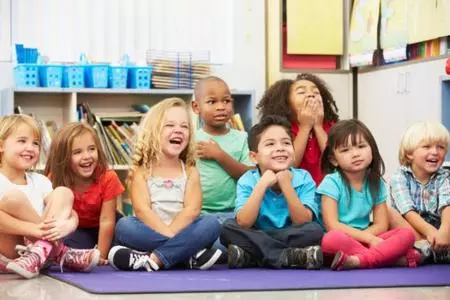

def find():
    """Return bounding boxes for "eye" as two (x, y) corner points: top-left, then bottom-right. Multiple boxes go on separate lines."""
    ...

(206, 99), (215, 105)
(72, 149), (81, 155)
(283, 141), (292, 146)
(33, 141), (40, 147)
(165, 123), (174, 128)
(422, 144), (430, 149)
(181, 124), (189, 129)
(88, 146), (96, 152)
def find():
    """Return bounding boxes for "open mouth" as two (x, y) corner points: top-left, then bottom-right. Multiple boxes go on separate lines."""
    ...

(20, 154), (34, 161)
(273, 155), (288, 162)
(79, 161), (95, 171)
(169, 137), (183, 145)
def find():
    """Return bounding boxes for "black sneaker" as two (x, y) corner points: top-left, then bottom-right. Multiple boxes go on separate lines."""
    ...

(228, 244), (257, 269)
(284, 245), (323, 269)
(189, 248), (222, 270)
(108, 246), (159, 271)
(433, 248), (450, 264)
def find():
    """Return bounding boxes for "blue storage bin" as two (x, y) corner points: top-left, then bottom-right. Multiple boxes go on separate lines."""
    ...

(14, 64), (39, 87)
(39, 65), (63, 88)
(109, 66), (128, 89)
(128, 66), (152, 89)
(63, 65), (85, 88)
(85, 64), (109, 88)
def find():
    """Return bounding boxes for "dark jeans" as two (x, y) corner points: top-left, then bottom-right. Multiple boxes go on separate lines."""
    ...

(420, 211), (441, 229)
(64, 212), (123, 249)
(220, 219), (323, 268)
(115, 215), (221, 269)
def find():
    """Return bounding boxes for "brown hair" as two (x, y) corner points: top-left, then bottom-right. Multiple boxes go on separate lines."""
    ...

(44, 122), (108, 188)
(257, 73), (339, 122)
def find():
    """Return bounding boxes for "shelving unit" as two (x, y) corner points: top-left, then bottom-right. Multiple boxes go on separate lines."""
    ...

(4, 87), (255, 171)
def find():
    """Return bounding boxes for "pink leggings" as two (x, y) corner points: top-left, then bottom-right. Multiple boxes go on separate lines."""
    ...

(321, 228), (417, 268)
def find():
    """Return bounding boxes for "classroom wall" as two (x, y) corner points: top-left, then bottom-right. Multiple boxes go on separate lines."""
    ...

(266, 0), (353, 120)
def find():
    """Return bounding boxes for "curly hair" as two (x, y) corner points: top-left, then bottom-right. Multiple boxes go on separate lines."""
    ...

(128, 98), (196, 184)
(257, 73), (339, 123)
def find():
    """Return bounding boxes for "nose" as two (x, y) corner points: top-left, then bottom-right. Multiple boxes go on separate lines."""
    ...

(430, 146), (438, 154)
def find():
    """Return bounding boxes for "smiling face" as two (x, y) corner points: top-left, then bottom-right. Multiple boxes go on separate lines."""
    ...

(408, 140), (447, 182)
(331, 133), (373, 176)
(70, 132), (99, 180)
(0, 123), (40, 171)
(250, 125), (294, 173)
(160, 106), (190, 159)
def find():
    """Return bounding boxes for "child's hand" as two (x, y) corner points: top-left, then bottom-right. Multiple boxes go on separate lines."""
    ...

(433, 228), (450, 252)
(99, 257), (109, 265)
(276, 170), (292, 189)
(313, 98), (324, 127)
(196, 140), (223, 160)
(260, 170), (277, 188)
(369, 236), (383, 248)
(42, 218), (74, 241)
(297, 99), (315, 129)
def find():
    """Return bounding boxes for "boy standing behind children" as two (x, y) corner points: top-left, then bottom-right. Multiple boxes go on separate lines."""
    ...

(390, 121), (450, 263)
(192, 76), (253, 223)
(220, 115), (323, 269)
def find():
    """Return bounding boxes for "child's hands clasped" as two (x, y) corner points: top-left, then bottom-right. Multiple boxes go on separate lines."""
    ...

(275, 170), (292, 189)
(429, 228), (450, 252)
(260, 170), (277, 188)
(196, 139), (223, 160)
(41, 217), (75, 241)
(297, 96), (324, 129)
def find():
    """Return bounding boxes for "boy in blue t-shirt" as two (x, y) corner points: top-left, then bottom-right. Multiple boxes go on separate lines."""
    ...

(220, 115), (323, 269)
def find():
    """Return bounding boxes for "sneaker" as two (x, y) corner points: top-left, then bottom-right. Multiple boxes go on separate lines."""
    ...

(55, 247), (100, 272)
(0, 253), (12, 274)
(414, 240), (432, 263)
(228, 244), (257, 269)
(284, 245), (323, 270)
(188, 248), (222, 270)
(433, 249), (450, 264)
(108, 245), (159, 272)
(330, 251), (348, 271)
(6, 240), (52, 279)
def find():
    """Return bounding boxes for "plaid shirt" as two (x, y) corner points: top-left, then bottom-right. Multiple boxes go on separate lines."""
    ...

(389, 166), (450, 218)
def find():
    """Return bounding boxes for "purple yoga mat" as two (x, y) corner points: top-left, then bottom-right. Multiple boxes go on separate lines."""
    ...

(45, 264), (450, 294)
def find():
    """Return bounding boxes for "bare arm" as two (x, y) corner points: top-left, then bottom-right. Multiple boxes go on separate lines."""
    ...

(131, 167), (174, 237)
(97, 198), (116, 260)
(278, 171), (312, 224)
(293, 128), (311, 168)
(404, 210), (438, 240)
(215, 151), (252, 179)
(322, 195), (377, 245)
(363, 202), (389, 236)
(313, 124), (328, 153)
(169, 167), (202, 235)
(0, 210), (43, 238)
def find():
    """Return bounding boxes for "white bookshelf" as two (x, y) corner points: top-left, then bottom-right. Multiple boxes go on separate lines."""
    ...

(3, 87), (255, 172)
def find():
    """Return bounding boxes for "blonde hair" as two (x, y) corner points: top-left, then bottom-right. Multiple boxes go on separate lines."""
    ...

(0, 114), (41, 165)
(44, 122), (108, 189)
(128, 97), (195, 183)
(399, 121), (450, 166)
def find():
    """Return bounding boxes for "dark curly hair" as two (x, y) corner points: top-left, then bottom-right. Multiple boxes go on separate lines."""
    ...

(257, 73), (339, 123)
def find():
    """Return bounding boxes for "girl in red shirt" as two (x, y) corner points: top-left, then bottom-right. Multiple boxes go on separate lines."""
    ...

(45, 123), (124, 264)
(257, 73), (339, 185)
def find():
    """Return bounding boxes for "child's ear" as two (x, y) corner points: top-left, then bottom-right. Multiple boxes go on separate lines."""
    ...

(191, 100), (200, 115)
(329, 155), (338, 167)
(249, 151), (258, 164)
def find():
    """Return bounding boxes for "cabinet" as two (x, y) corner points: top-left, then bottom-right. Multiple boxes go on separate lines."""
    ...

(358, 59), (447, 178)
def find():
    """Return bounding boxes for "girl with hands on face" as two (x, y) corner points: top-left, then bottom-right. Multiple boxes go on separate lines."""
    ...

(258, 73), (339, 185)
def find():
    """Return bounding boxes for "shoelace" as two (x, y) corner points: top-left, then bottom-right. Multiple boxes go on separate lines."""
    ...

(14, 245), (42, 271)
(129, 252), (150, 270)
(17, 244), (66, 272)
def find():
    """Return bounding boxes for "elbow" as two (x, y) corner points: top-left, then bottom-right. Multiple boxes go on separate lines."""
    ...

(324, 220), (339, 232)
(189, 206), (201, 219)
(236, 214), (253, 229)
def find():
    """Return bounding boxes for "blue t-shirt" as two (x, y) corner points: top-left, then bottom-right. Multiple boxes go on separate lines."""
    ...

(316, 172), (387, 230)
(235, 167), (319, 231)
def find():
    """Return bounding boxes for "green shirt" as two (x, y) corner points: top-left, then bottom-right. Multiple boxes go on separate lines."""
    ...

(196, 128), (253, 213)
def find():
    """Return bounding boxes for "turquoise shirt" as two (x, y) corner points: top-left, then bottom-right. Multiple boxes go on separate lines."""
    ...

(316, 172), (387, 230)
(196, 128), (253, 213)
(235, 168), (319, 231)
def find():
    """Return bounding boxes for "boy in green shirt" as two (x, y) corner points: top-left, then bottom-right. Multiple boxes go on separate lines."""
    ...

(192, 76), (253, 254)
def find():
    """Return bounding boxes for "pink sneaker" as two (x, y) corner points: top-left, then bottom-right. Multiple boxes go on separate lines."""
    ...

(330, 251), (348, 271)
(6, 240), (53, 279)
(51, 242), (100, 272)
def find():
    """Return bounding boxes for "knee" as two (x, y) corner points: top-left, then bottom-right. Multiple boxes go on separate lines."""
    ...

(321, 230), (346, 249)
(52, 186), (74, 206)
(304, 222), (325, 238)
(199, 215), (221, 235)
(396, 228), (415, 246)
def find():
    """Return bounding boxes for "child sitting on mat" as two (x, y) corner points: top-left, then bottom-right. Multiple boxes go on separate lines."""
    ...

(389, 121), (450, 264)
(220, 115), (324, 269)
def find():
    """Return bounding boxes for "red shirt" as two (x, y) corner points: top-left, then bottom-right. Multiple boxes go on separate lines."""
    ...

(73, 170), (125, 228)
(291, 121), (334, 185)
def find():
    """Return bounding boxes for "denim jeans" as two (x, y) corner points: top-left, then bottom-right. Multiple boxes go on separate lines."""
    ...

(115, 215), (220, 268)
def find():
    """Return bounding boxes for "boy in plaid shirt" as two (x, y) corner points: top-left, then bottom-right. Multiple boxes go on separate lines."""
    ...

(390, 121), (450, 263)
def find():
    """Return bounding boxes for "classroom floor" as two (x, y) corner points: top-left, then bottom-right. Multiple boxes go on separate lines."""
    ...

(0, 273), (449, 300)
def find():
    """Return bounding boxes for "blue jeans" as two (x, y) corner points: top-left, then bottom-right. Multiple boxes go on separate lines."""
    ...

(115, 215), (220, 269)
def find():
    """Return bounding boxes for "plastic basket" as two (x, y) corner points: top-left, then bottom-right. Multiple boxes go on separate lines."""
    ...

(14, 64), (39, 87)
(85, 64), (109, 88)
(128, 66), (152, 89)
(63, 65), (85, 88)
(109, 66), (128, 89)
(39, 65), (63, 88)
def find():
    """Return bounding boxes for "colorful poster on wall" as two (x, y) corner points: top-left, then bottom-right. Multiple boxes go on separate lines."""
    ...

(349, 0), (380, 53)
(380, 0), (407, 49)
(349, 0), (380, 66)
(286, 0), (344, 55)
(408, 0), (449, 44)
